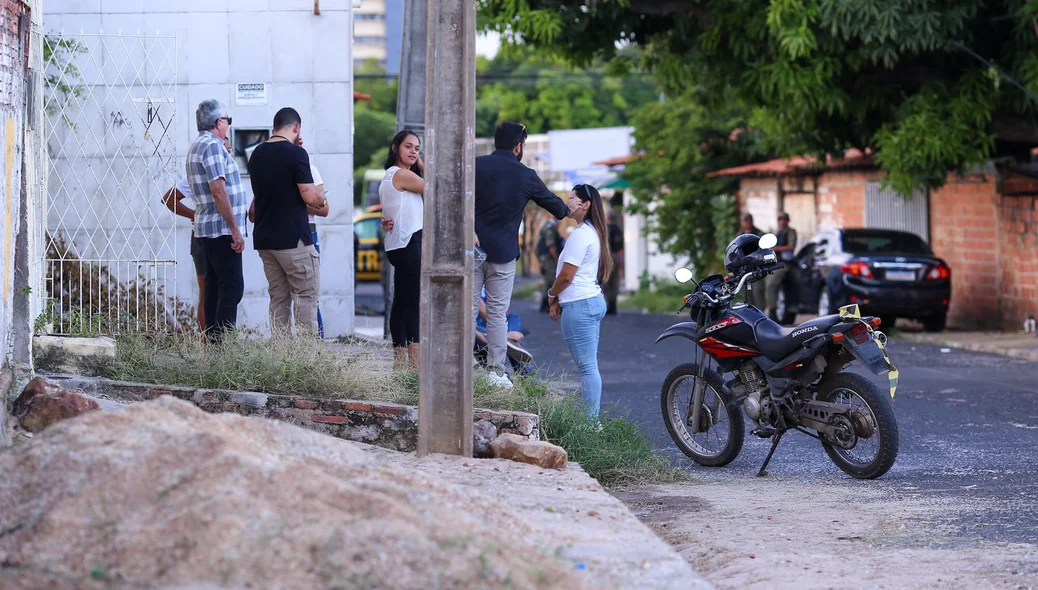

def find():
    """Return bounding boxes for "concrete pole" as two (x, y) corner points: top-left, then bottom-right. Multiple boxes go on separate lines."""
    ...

(417, 0), (475, 456)
(386, 0), (429, 339)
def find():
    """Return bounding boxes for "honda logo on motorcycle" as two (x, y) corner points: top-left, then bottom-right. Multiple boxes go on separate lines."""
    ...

(791, 326), (818, 338)
(705, 316), (743, 334)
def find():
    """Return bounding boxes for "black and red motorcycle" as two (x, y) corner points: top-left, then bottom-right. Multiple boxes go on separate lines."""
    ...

(657, 233), (900, 479)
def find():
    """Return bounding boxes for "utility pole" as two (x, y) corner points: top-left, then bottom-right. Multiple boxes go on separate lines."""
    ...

(386, 0), (429, 338)
(417, 0), (475, 456)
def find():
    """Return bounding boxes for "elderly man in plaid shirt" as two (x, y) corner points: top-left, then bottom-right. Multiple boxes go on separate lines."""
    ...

(187, 99), (248, 341)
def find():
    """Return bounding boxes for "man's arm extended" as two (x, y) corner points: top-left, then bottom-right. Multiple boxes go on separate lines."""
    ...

(524, 170), (570, 220)
(161, 187), (195, 221)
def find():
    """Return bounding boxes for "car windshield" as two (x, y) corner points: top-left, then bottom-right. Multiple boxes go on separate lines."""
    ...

(841, 231), (931, 255)
(354, 218), (380, 240)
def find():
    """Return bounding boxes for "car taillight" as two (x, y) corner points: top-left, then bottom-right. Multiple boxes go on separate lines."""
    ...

(926, 264), (951, 280)
(840, 261), (873, 278)
(848, 323), (871, 344)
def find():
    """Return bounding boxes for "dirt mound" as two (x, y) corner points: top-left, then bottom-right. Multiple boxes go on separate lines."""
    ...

(0, 396), (583, 590)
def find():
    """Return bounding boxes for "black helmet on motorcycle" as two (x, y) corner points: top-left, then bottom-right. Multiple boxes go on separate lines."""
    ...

(724, 234), (761, 274)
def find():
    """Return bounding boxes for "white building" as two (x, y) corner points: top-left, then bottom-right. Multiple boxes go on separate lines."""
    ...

(44, 0), (356, 336)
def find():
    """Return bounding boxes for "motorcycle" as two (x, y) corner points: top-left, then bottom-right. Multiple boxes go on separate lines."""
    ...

(656, 233), (900, 479)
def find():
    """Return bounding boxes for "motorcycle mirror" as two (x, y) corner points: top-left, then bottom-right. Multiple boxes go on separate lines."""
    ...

(759, 233), (778, 249)
(674, 267), (695, 284)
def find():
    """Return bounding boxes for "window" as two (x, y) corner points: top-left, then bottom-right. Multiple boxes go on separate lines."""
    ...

(841, 230), (932, 255)
(232, 128), (271, 177)
(354, 217), (381, 240)
(354, 36), (385, 44)
(355, 13), (385, 20)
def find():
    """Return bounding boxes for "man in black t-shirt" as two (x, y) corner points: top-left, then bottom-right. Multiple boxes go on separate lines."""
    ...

(247, 107), (327, 337)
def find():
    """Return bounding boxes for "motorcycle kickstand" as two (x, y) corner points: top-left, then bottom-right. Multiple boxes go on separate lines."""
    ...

(756, 430), (786, 477)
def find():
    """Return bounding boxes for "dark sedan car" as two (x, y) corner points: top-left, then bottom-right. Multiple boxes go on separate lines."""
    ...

(773, 228), (952, 332)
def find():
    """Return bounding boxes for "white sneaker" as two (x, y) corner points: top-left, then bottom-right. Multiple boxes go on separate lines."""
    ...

(486, 372), (513, 390)
(506, 340), (533, 364)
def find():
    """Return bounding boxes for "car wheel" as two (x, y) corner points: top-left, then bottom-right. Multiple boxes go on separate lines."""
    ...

(818, 288), (834, 316)
(775, 289), (796, 325)
(922, 314), (947, 333)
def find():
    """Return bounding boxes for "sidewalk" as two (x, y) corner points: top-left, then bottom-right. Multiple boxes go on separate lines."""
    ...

(900, 330), (1038, 362)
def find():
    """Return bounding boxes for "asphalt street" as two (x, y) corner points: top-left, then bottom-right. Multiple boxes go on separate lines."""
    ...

(510, 295), (1038, 546)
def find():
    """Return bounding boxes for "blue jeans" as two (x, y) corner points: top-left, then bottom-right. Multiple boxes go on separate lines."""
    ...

(560, 294), (607, 418)
(311, 230), (324, 339)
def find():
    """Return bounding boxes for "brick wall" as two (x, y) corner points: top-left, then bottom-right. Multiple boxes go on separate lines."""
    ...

(737, 178), (779, 231)
(816, 171), (873, 231)
(930, 175), (1001, 329)
(44, 375), (541, 452)
(996, 173), (1038, 328)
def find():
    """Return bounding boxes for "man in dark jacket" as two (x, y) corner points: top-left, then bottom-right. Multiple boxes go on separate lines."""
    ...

(474, 122), (571, 386)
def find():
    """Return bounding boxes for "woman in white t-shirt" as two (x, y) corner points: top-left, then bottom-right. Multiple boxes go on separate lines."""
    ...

(378, 129), (425, 370)
(547, 184), (614, 420)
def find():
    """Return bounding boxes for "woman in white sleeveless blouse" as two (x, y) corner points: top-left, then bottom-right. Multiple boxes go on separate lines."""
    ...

(378, 130), (425, 370)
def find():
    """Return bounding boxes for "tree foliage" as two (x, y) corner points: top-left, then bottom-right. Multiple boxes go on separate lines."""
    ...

(621, 93), (767, 273)
(474, 45), (658, 136)
(478, 0), (1038, 194)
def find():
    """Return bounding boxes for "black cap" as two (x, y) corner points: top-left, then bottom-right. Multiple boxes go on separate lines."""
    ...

(778, 212), (790, 221)
(494, 121), (528, 150)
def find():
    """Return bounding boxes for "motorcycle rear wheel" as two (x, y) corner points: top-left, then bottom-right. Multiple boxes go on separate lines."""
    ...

(817, 372), (899, 479)
(661, 363), (744, 467)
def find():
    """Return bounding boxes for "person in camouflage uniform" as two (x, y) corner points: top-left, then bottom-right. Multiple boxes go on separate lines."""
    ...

(604, 211), (623, 315)
(537, 219), (562, 312)
(739, 212), (767, 309)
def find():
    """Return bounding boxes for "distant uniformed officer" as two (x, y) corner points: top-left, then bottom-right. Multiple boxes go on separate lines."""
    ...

(739, 213), (767, 309)
(604, 211), (624, 315)
(536, 219), (563, 312)
(767, 212), (797, 320)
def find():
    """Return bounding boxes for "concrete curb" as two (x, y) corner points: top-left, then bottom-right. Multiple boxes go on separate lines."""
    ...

(901, 332), (1038, 362)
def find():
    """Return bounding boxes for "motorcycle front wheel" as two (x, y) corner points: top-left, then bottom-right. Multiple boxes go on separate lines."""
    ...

(817, 372), (899, 479)
(661, 363), (744, 466)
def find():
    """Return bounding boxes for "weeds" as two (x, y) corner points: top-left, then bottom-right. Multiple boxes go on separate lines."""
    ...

(108, 333), (684, 487)
(535, 397), (686, 488)
(108, 332), (409, 402)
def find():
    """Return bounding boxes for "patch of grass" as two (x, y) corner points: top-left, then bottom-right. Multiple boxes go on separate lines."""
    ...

(535, 397), (686, 488)
(386, 369), (680, 486)
(108, 332), (410, 402)
(511, 279), (544, 301)
(619, 282), (690, 314)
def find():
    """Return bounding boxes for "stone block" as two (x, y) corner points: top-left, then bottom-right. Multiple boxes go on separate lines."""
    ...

(33, 335), (116, 376)
(491, 433), (568, 470)
(11, 377), (101, 433)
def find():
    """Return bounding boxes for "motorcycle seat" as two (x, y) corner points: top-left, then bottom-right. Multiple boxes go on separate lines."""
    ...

(754, 314), (843, 362)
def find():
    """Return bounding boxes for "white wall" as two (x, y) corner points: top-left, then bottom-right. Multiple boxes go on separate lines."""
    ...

(45, 0), (356, 336)
(621, 191), (681, 293)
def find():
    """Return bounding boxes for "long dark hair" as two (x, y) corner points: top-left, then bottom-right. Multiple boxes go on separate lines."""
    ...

(383, 129), (423, 177)
(574, 184), (613, 284)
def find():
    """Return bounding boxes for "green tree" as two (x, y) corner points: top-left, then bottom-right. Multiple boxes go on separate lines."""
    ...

(353, 58), (398, 114)
(474, 45), (657, 136)
(352, 109), (397, 203)
(621, 93), (767, 273)
(478, 0), (1038, 195)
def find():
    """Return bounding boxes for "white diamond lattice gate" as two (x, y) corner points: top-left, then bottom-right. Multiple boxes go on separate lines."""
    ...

(43, 31), (182, 335)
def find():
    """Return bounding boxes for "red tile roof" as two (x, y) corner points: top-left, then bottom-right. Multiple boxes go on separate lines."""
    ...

(709, 149), (873, 178)
(353, 91), (372, 101)
(593, 154), (639, 167)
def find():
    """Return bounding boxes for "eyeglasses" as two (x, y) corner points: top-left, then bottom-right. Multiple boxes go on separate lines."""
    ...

(219, 116), (233, 125)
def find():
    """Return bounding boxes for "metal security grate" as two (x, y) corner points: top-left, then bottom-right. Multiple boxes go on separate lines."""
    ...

(42, 30), (182, 335)
(865, 182), (930, 244)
